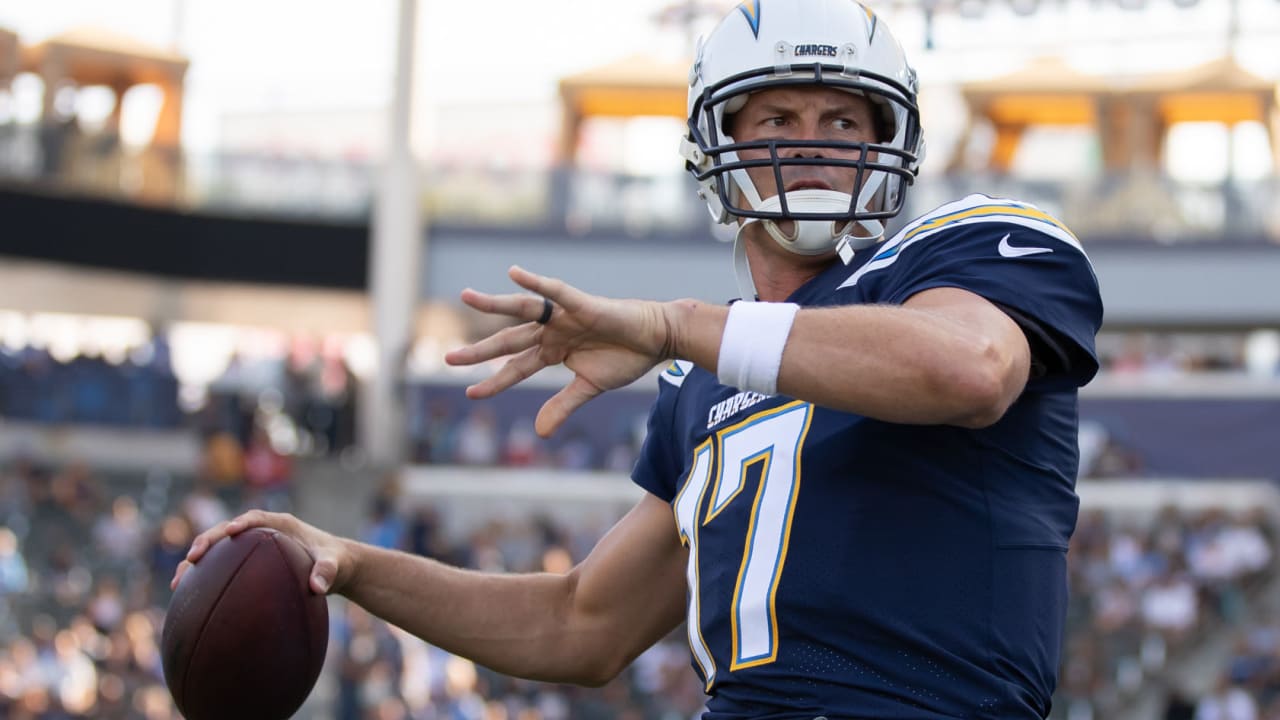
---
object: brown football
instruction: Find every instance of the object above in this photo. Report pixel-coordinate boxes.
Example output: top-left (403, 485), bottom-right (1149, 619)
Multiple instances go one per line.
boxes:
top-left (162, 527), bottom-right (329, 720)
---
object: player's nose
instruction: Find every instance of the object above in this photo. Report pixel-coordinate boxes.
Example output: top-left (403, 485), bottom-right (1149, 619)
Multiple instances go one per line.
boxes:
top-left (779, 141), bottom-right (826, 160)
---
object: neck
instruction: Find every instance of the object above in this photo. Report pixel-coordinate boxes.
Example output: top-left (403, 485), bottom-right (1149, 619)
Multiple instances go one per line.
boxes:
top-left (742, 224), bottom-right (834, 302)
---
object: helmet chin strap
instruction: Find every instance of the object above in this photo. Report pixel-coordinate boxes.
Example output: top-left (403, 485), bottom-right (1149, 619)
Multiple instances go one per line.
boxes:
top-left (756, 190), bottom-right (857, 255)
top-left (727, 187), bottom-right (889, 301)
top-left (731, 215), bottom-right (883, 302)
top-left (753, 189), bottom-right (884, 255)
top-left (835, 216), bottom-right (884, 264)
top-left (732, 224), bottom-right (758, 302)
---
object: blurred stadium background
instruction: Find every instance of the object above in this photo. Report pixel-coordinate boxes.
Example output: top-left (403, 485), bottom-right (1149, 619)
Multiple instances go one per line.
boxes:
top-left (1, 0), bottom-right (1280, 718)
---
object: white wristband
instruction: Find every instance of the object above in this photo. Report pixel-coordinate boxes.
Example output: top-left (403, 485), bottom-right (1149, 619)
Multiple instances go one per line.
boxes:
top-left (717, 301), bottom-right (800, 395)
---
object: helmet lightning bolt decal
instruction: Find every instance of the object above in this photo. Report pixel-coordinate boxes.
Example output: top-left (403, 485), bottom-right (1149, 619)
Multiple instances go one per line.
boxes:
top-left (859, 3), bottom-right (878, 42)
top-left (738, 0), bottom-right (762, 38)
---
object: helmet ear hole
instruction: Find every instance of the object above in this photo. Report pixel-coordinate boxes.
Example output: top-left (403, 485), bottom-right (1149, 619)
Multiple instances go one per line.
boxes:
top-left (721, 93), bottom-right (751, 136)
top-left (873, 102), bottom-right (894, 143)
top-left (721, 112), bottom-right (737, 138)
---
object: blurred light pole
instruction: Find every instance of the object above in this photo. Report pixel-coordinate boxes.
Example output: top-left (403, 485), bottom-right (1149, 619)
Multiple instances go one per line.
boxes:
top-left (170, 0), bottom-right (186, 52)
top-left (362, 0), bottom-right (422, 468)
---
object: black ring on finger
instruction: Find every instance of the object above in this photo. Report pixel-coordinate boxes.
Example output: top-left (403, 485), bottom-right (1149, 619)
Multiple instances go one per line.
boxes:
top-left (537, 297), bottom-right (554, 325)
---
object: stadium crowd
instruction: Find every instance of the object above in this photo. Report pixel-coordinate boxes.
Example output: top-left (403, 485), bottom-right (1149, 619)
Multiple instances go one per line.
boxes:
top-left (0, 455), bottom-right (706, 719)
top-left (0, 344), bottom-right (180, 429)
top-left (3, 327), bottom-right (1276, 431)
top-left (1201, 611), bottom-right (1280, 720)
top-left (1055, 508), bottom-right (1276, 719)
top-left (0, 449), bottom-right (1276, 719)
top-left (0, 337), bottom-right (359, 466)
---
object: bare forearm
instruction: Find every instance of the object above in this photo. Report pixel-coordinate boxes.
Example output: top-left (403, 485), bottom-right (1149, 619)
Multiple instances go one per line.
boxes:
top-left (668, 297), bottom-right (1020, 426)
top-left (780, 304), bottom-right (1015, 425)
top-left (339, 541), bottom-right (608, 684)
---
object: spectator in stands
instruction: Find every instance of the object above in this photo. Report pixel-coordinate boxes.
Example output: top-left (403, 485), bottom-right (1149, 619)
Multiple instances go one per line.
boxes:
top-left (243, 425), bottom-right (293, 512)
top-left (413, 397), bottom-right (456, 464)
top-left (1163, 686), bottom-right (1198, 720)
top-left (181, 482), bottom-right (232, 535)
top-left (0, 457), bottom-right (34, 521)
top-left (1221, 513), bottom-right (1272, 580)
top-left (1092, 578), bottom-right (1138, 634)
top-left (122, 339), bottom-right (180, 429)
top-left (334, 602), bottom-right (403, 720)
top-left (1196, 675), bottom-right (1259, 720)
top-left (405, 505), bottom-right (446, 560)
top-left (1078, 420), bottom-right (1146, 478)
top-left (1109, 525), bottom-right (1157, 587)
top-left (603, 414), bottom-right (646, 473)
top-left (93, 497), bottom-right (146, 573)
top-left (453, 407), bottom-right (499, 466)
top-left (464, 522), bottom-right (509, 573)
top-left (68, 351), bottom-right (113, 425)
top-left (501, 417), bottom-right (543, 467)
top-left (14, 347), bottom-right (56, 423)
top-left (86, 577), bottom-right (126, 635)
top-left (361, 483), bottom-right (406, 552)
top-left (1142, 568), bottom-right (1199, 643)
top-left (0, 527), bottom-right (28, 594)
top-left (200, 430), bottom-right (245, 491)
top-left (439, 653), bottom-right (487, 719)
top-left (147, 515), bottom-right (192, 598)
top-left (324, 353), bottom-right (360, 455)
top-left (51, 462), bottom-right (101, 528)
top-left (554, 427), bottom-right (595, 471)
top-left (46, 541), bottom-right (92, 612)
top-left (1224, 634), bottom-right (1272, 694)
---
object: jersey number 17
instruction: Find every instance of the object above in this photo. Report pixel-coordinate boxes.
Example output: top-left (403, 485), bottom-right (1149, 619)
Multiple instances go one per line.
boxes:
top-left (673, 400), bottom-right (813, 689)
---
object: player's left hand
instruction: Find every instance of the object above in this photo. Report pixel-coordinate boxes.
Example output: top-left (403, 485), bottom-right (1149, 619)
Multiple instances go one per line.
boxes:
top-left (445, 265), bottom-right (675, 437)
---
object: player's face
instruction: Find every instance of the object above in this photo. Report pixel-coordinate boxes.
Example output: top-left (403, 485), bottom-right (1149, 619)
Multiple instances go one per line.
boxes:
top-left (728, 85), bottom-right (878, 208)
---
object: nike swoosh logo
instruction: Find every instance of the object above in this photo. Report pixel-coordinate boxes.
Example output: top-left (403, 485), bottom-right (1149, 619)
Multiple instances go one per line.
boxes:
top-left (998, 233), bottom-right (1053, 258)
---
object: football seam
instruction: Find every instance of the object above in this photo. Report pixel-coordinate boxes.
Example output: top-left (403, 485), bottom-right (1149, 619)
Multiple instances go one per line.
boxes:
top-left (265, 533), bottom-right (321, 683)
top-left (179, 538), bottom-right (267, 712)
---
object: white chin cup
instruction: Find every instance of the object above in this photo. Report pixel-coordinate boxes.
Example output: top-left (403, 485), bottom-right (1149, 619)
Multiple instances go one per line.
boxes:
top-left (754, 190), bottom-right (855, 256)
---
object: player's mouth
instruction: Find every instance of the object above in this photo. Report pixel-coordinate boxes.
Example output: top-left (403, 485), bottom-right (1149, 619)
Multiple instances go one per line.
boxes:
top-left (784, 179), bottom-right (833, 192)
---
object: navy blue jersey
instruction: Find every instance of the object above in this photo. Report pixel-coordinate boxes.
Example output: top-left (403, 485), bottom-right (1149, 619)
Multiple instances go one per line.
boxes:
top-left (632, 195), bottom-right (1104, 719)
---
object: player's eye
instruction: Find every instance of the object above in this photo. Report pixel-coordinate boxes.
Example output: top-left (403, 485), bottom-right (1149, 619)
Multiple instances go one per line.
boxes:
top-left (762, 116), bottom-right (787, 128)
top-left (832, 117), bottom-right (859, 131)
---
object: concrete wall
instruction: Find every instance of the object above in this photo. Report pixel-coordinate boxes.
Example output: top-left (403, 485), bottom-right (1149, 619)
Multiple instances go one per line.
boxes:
top-left (423, 227), bottom-right (1280, 328)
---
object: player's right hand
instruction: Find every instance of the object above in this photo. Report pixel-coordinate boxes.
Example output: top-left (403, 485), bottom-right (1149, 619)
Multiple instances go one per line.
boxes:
top-left (446, 265), bottom-right (677, 437)
top-left (172, 510), bottom-right (355, 596)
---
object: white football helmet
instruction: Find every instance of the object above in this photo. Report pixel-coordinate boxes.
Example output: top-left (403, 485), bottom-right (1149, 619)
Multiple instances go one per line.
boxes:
top-left (681, 0), bottom-right (924, 266)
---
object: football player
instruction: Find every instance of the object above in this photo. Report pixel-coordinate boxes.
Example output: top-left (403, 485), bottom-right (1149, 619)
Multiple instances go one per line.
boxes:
top-left (177, 1), bottom-right (1102, 717)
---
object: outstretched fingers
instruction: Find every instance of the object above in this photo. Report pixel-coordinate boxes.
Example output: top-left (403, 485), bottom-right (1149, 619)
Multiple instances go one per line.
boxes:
top-left (460, 287), bottom-right (556, 325)
top-left (508, 266), bottom-right (590, 314)
top-left (466, 346), bottom-right (548, 400)
top-left (535, 375), bottom-right (602, 438)
top-left (445, 322), bottom-right (541, 367)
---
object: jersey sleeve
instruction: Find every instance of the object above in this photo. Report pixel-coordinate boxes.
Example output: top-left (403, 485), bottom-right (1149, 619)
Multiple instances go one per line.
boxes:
top-left (630, 361), bottom-right (692, 502)
top-left (860, 200), bottom-right (1103, 389)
